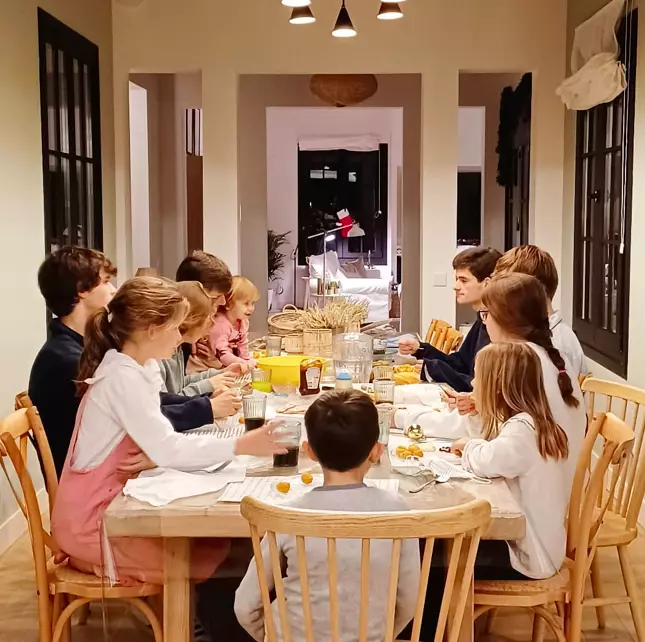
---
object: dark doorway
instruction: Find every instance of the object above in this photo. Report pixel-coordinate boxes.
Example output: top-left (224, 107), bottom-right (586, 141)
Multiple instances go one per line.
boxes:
top-left (297, 146), bottom-right (388, 265)
top-left (38, 9), bottom-right (103, 254)
top-left (497, 73), bottom-right (532, 251)
top-left (457, 171), bottom-right (482, 245)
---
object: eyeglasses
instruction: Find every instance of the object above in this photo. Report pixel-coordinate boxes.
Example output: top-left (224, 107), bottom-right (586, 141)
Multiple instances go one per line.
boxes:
top-left (478, 309), bottom-right (489, 322)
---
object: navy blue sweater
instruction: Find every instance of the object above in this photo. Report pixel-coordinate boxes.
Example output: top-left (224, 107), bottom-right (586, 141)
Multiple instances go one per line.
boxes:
top-left (28, 319), bottom-right (213, 477)
top-left (416, 317), bottom-right (490, 392)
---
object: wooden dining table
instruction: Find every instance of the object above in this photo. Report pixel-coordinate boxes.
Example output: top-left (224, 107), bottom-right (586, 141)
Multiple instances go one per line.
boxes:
top-left (104, 448), bottom-right (525, 642)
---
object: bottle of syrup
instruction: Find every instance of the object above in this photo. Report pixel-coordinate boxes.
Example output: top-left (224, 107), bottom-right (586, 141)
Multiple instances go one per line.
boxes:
top-left (299, 358), bottom-right (323, 396)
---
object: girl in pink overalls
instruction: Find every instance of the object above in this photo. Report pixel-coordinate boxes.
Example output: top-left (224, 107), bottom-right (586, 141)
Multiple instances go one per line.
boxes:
top-left (52, 276), bottom-right (285, 585)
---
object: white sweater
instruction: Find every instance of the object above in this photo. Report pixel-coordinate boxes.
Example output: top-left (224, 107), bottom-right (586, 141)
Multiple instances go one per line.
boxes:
top-left (462, 413), bottom-right (568, 579)
top-left (395, 343), bottom-right (586, 493)
top-left (550, 312), bottom-right (588, 376)
top-left (72, 350), bottom-right (235, 470)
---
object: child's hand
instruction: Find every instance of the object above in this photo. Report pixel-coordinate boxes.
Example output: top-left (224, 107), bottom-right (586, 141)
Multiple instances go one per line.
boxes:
top-left (450, 438), bottom-right (470, 456)
top-left (398, 337), bottom-right (420, 355)
top-left (224, 363), bottom-right (246, 376)
top-left (117, 452), bottom-right (157, 476)
top-left (443, 390), bottom-right (477, 416)
top-left (210, 388), bottom-right (242, 418)
top-left (209, 371), bottom-right (237, 390)
top-left (195, 337), bottom-right (212, 360)
top-left (234, 422), bottom-right (289, 457)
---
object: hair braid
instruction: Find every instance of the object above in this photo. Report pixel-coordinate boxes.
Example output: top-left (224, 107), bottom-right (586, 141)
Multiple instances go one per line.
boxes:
top-left (527, 322), bottom-right (579, 409)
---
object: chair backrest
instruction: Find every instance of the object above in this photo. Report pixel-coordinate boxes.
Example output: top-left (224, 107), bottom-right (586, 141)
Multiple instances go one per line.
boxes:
top-left (581, 377), bottom-right (645, 529)
top-left (424, 319), bottom-right (451, 346)
top-left (241, 497), bottom-right (491, 642)
top-left (0, 408), bottom-right (58, 642)
top-left (437, 327), bottom-right (463, 355)
top-left (567, 412), bottom-right (634, 609)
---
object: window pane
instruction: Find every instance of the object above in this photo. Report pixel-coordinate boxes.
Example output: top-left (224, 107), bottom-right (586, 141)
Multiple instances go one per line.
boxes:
top-left (605, 102), bottom-right (614, 148)
top-left (604, 154), bottom-right (613, 238)
top-left (76, 160), bottom-right (86, 246)
top-left (310, 169), bottom-right (323, 179)
top-left (86, 165), bottom-right (94, 246)
top-left (581, 157), bottom-right (589, 236)
top-left (583, 111), bottom-right (590, 153)
top-left (83, 64), bottom-right (93, 158)
top-left (60, 157), bottom-right (72, 244)
top-left (73, 58), bottom-right (82, 156)
top-left (612, 150), bottom-right (623, 238)
top-left (602, 244), bottom-right (610, 331)
top-left (46, 44), bottom-right (57, 151)
top-left (58, 50), bottom-right (69, 154)
top-left (614, 94), bottom-right (624, 146)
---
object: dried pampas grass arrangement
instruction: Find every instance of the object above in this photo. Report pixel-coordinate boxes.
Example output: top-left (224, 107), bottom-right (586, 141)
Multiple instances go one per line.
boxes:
top-left (299, 298), bottom-right (368, 330)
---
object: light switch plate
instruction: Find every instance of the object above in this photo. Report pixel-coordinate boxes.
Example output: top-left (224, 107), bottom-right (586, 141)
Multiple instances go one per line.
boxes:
top-left (433, 272), bottom-right (447, 287)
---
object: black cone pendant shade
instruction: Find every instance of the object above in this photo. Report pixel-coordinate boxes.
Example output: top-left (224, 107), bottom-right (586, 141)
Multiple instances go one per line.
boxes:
top-left (332, 1), bottom-right (356, 37)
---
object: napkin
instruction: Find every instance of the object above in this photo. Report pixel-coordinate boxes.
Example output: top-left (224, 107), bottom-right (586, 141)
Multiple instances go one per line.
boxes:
top-left (123, 464), bottom-right (247, 506)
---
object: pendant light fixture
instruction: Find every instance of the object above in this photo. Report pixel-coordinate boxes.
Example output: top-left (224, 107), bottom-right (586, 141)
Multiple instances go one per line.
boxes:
top-left (377, 2), bottom-right (403, 19)
top-left (332, 0), bottom-right (356, 38)
top-left (282, 0), bottom-right (311, 7)
top-left (290, 5), bottom-right (315, 24)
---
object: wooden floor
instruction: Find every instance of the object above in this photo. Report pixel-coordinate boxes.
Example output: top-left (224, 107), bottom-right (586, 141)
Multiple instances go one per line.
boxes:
top-left (0, 530), bottom-right (643, 641)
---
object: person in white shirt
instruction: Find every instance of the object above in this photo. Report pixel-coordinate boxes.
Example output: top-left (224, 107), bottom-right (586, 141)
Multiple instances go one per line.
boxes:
top-left (493, 245), bottom-right (588, 376)
top-left (452, 341), bottom-right (570, 579)
top-left (52, 276), bottom-right (287, 589)
top-left (395, 273), bottom-right (586, 494)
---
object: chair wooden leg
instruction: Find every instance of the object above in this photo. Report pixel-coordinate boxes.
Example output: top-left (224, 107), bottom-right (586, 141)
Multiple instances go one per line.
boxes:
top-left (52, 596), bottom-right (90, 642)
top-left (532, 611), bottom-right (546, 642)
top-left (618, 545), bottom-right (645, 642)
top-left (532, 606), bottom-right (566, 642)
top-left (126, 597), bottom-right (164, 642)
top-left (76, 602), bottom-right (90, 625)
top-left (485, 608), bottom-right (497, 634)
top-left (590, 553), bottom-right (607, 629)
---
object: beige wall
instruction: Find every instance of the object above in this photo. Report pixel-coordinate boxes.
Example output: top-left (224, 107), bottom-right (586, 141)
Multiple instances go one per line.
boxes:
top-left (238, 74), bottom-right (420, 333)
top-left (561, 0), bottom-right (645, 388)
top-left (130, 72), bottom-right (201, 276)
top-left (0, 0), bottom-right (114, 553)
top-left (112, 0), bottom-right (568, 331)
top-left (460, 73), bottom-right (524, 252)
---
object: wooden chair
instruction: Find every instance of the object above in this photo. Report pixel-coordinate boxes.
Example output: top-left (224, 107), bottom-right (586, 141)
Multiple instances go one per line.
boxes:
top-left (473, 411), bottom-right (634, 642)
top-left (424, 318), bottom-right (451, 347)
top-left (435, 327), bottom-right (463, 355)
top-left (580, 377), bottom-right (645, 640)
top-left (0, 406), bottom-right (163, 642)
top-left (240, 496), bottom-right (491, 642)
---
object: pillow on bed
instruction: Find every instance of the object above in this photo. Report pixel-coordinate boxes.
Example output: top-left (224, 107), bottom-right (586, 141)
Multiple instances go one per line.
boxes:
top-left (308, 251), bottom-right (341, 280)
top-left (339, 258), bottom-right (368, 279)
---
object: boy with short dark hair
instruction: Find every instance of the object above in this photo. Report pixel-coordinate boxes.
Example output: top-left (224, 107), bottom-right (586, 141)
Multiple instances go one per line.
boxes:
top-left (234, 390), bottom-right (420, 642)
top-left (399, 246), bottom-right (502, 392)
top-left (29, 247), bottom-right (117, 475)
top-left (493, 245), bottom-right (588, 375)
top-left (176, 251), bottom-right (235, 372)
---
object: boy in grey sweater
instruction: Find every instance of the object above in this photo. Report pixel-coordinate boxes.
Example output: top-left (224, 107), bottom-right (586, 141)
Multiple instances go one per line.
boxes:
top-left (234, 390), bottom-right (421, 642)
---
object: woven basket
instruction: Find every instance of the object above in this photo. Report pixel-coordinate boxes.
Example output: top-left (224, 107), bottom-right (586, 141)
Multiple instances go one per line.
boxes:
top-left (268, 305), bottom-right (303, 337)
top-left (303, 328), bottom-right (333, 358)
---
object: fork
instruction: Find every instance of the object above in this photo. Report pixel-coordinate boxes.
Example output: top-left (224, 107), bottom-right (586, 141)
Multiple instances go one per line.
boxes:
top-left (408, 469), bottom-right (450, 493)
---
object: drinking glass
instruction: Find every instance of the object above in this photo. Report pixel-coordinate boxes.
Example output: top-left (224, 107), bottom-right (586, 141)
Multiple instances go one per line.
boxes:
top-left (372, 365), bottom-right (394, 381)
top-left (374, 380), bottom-right (396, 405)
top-left (242, 394), bottom-right (267, 431)
top-left (376, 404), bottom-right (394, 446)
top-left (266, 335), bottom-right (283, 357)
top-left (272, 420), bottom-right (302, 468)
top-left (251, 368), bottom-right (272, 393)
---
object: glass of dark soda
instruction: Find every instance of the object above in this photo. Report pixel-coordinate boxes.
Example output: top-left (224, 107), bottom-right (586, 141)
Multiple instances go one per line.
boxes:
top-left (242, 394), bottom-right (267, 432)
top-left (272, 420), bottom-right (302, 468)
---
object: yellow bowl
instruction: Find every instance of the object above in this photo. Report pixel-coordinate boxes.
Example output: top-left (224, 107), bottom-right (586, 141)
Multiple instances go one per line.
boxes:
top-left (257, 355), bottom-right (327, 386)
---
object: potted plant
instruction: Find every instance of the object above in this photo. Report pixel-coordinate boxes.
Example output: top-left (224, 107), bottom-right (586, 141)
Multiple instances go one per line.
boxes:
top-left (267, 229), bottom-right (290, 311)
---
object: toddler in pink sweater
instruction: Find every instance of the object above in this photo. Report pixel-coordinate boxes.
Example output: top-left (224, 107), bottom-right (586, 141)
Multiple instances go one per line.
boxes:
top-left (210, 276), bottom-right (259, 367)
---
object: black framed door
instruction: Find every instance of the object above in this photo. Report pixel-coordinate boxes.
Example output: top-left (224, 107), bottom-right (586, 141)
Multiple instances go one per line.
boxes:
top-left (38, 9), bottom-right (103, 253)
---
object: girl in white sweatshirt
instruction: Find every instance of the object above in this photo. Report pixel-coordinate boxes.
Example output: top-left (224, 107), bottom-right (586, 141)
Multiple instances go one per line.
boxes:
top-left (453, 341), bottom-right (570, 579)
top-left (52, 276), bottom-right (286, 586)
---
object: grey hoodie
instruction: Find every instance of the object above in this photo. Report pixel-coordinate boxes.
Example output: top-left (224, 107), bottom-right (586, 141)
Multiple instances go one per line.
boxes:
top-left (157, 348), bottom-right (219, 396)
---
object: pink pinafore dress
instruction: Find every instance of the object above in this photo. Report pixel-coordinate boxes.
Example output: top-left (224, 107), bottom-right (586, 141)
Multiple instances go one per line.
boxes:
top-left (51, 389), bottom-right (229, 585)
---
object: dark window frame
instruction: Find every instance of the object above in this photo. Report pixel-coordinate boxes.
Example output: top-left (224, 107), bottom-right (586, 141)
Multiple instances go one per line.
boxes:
top-left (572, 10), bottom-right (637, 377)
top-left (38, 8), bottom-right (103, 253)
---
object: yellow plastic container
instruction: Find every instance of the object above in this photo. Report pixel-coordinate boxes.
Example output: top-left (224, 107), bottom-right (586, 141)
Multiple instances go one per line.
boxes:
top-left (257, 355), bottom-right (327, 386)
